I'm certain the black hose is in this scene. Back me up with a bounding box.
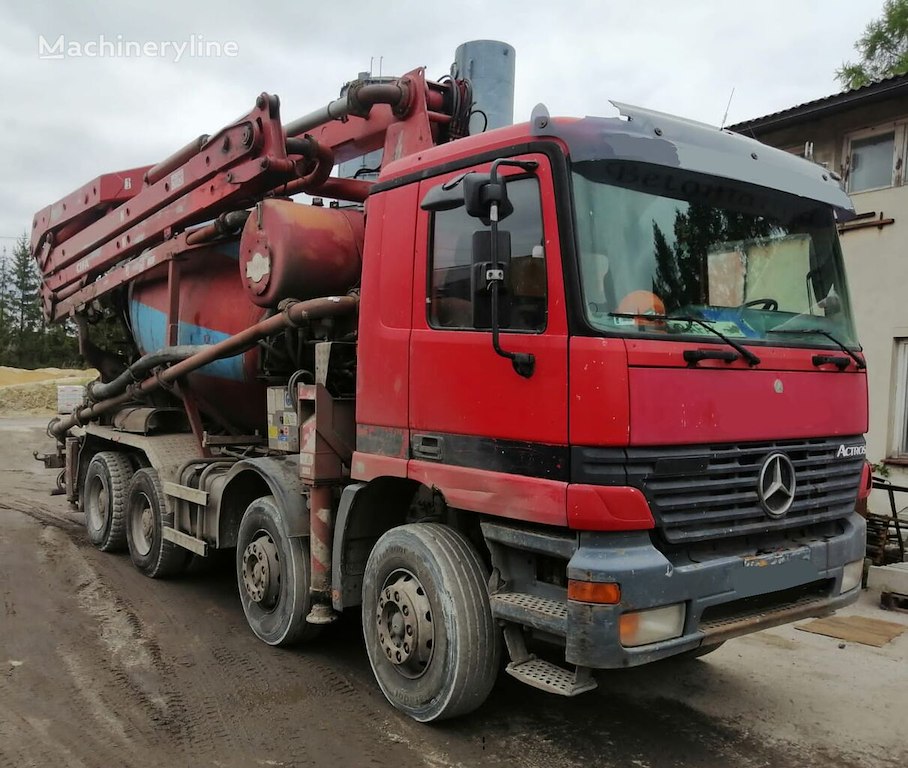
[86,345,208,402]
[287,368,313,398]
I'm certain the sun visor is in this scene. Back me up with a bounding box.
[532,102,855,220]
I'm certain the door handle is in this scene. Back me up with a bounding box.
[683,348,739,366]
[412,434,444,461]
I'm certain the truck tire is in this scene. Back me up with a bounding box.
[125,468,190,578]
[236,496,321,646]
[82,451,133,552]
[361,523,500,722]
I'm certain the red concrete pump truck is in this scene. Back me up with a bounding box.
[34,50,871,722]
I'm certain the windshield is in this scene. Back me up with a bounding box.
[572,160,858,348]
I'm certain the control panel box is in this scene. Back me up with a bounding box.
[266,386,299,452]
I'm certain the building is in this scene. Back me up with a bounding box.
[730,75,908,500]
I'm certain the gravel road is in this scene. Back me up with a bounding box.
[1,417,905,768]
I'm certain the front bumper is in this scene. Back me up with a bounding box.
[564,512,866,668]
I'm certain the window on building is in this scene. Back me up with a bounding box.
[428,176,547,332]
[891,339,908,457]
[844,123,906,193]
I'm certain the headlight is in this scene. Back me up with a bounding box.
[839,559,864,594]
[619,603,686,647]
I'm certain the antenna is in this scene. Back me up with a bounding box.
[720,87,735,129]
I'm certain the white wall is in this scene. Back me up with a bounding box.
[839,184,908,499]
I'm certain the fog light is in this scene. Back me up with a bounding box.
[840,559,864,594]
[619,603,686,647]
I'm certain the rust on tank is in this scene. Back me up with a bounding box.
[239,200,364,307]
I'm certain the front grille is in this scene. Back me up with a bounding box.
[572,436,864,544]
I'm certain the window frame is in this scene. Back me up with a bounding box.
[425,172,549,334]
[842,120,907,194]
[891,339,908,459]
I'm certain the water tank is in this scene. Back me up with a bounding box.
[453,40,516,133]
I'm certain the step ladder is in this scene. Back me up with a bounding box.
[491,594,597,697]
[483,521,597,697]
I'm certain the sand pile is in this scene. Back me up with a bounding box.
[0,366,97,415]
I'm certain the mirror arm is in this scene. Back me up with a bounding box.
[488,200,535,379]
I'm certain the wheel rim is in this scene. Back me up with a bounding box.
[376,569,434,679]
[86,474,108,535]
[130,491,154,557]
[241,531,281,610]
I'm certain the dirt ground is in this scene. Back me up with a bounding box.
[0,367,96,415]
[1,416,906,768]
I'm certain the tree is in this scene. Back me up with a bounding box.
[837,0,908,90]
[9,234,42,366]
[0,234,81,368]
[0,246,12,360]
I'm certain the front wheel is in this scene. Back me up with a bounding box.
[362,523,500,722]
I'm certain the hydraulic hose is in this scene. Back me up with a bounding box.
[85,346,208,402]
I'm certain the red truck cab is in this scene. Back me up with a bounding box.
[351,103,867,695]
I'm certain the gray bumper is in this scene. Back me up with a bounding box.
[565,513,866,668]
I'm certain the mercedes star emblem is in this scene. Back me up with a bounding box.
[757,453,796,518]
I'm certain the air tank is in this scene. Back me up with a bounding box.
[239,200,364,308]
[453,40,516,133]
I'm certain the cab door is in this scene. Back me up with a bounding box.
[407,152,569,524]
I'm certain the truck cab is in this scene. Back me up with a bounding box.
[352,103,867,690]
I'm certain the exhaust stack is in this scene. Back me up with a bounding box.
[454,39,516,133]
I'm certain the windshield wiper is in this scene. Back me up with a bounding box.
[608,313,761,366]
[766,327,866,369]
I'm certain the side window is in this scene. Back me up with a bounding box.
[844,123,906,193]
[428,176,546,331]
[891,338,908,459]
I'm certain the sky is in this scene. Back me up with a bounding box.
[0,0,886,250]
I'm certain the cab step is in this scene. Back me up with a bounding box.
[505,658,598,697]
[490,592,568,636]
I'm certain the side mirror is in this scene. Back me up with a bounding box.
[470,230,512,328]
[420,179,467,212]
[420,160,538,221]
[463,173,513,224]
[420,172,515,223]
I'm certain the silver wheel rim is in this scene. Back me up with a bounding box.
[130,491,154,557]
[377,569,434,679]
[86,473,108,535]
[241,531,281,610]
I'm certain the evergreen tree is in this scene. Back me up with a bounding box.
[10,234,42,367]
[0,234,80,369]
[0,245,12,362]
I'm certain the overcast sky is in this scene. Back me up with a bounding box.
[0,0,885,250]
